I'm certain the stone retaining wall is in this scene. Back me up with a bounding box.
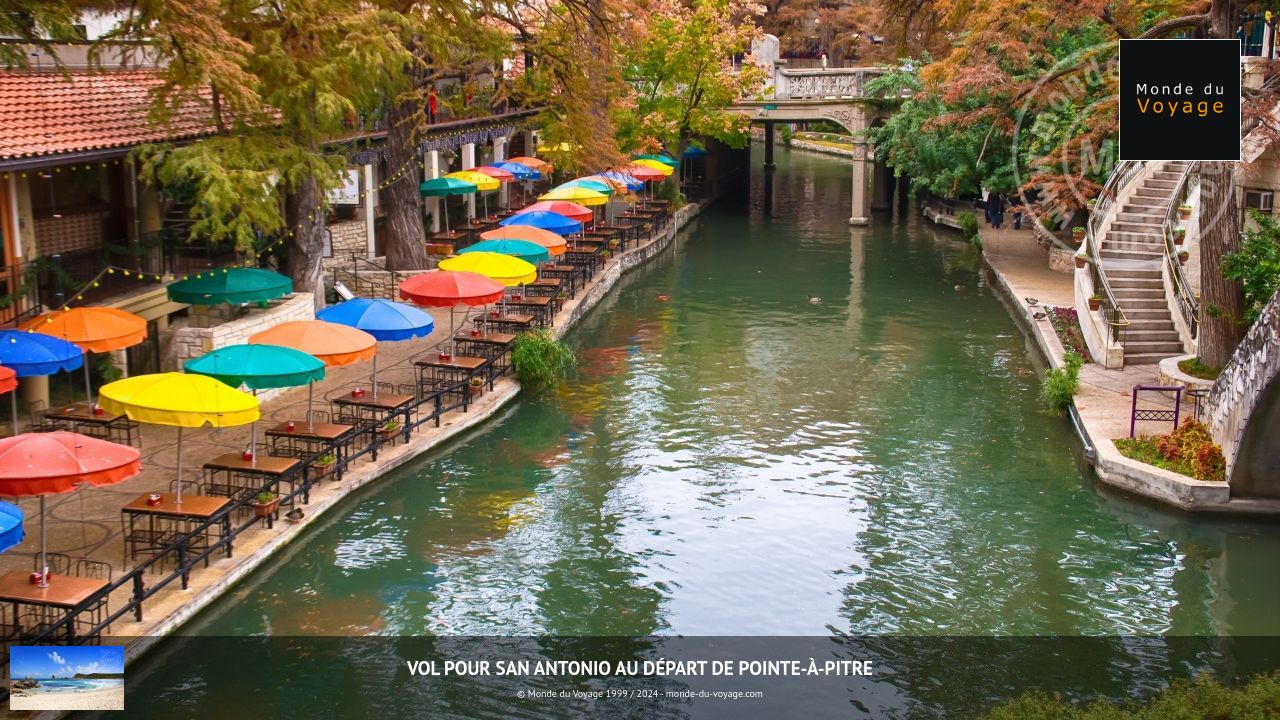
[322,220,368,269]
[1205,288,1280,479]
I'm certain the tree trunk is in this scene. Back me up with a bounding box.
[286,174,327,312]
[1207,0,1239,40]
[1197,161,1247,367]
[382,90,428,271]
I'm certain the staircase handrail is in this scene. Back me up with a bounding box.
[1085,161,1141,343]
[1161,164,1200,339]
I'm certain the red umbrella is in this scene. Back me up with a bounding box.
[514,201,593,224]
[0,432,141,586]
[0,365,16,437]
[399,271,504,354]
[473,166,516,182]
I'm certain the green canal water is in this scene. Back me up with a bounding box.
[105,151,1280,718]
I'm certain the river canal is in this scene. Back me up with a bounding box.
[104,150,1280,719]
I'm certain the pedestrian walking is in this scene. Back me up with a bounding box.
[990,192,1005,229]
[428,85,438,124]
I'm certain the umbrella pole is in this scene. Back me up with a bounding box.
[83,356,93,407]
[483,193,489,219]
[307,381,315,431]
[175,427,184,506]
[11,392,17,437]
[371,355,379,400]
[38,495,48,587]
[450,308,456,357]
[444,200,451,235]
[250,390,257,468]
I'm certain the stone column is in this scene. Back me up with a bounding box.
[363,163,376,258]
[462,142,476,218]
[426,151,441,233]
[493,136,509,208]
[849,144,871,226]
[763,122,776,171]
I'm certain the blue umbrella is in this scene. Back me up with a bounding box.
[602,171,645,191]
[0,330,85,435]
[0,501,24,554]
[500,211,583,236]
[460,239,551,265]
[317,299,435,398]
[682,145,707,157]
[493,161,541,181]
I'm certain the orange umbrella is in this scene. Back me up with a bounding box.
[0,431,141,586]
[507,156,552,173]
[249,320,376,427]
[22,306,147,406]
[481,226,567,256]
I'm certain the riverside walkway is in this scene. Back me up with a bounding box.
[0,202,696,676]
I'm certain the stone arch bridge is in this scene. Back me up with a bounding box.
[731,64,897,224]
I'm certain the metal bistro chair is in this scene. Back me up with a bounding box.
[71,559,113,637]
[27,401,63,433]
[32,551,73,576]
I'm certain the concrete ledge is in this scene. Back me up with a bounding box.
[1158,354,1214,393]
[1094,438,1231,509]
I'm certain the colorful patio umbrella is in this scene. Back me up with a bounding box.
[419,177,478,234]
[536,187,608,207]
[399,271,505,355]
[99,372,258,503]
[633,158,675,176]
[0,500,23,554]
[317,299,434,399]
[473,166,516,182]
[557,179,614,196]
[460,239,550,265]
[185,344,326,455]
[444,171,500,218]
[0,331,85,436]
[0,365,17,436]
[493,161,541,180]
[682,145,707,157]
[634,153,678,167]
[578,175,629,195]
[500,211,583,236]
[481,226,568,256]
[602,170,645,191]
[616,164,666,182]
[23,306,147,407]
[249,320,377,427]
[515,201,593,224]
[0,431,141,584]
[167,268,293,306]
[439,252,537,286]
[507,157,552,173]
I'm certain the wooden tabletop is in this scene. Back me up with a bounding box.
[122,492,231,520]
[472,313,534,324]
[429,230,466,242]
[203,452,301,475]
[43,402,123,424]
[539,265,579,274]
[582,229,618,238]
[415,354,488,371]
[505,295,552,306]
[331,393,414,410]
[530,278,562,287]
[0,570,110,609]
[265,421,354,441]
[455,331,515,345]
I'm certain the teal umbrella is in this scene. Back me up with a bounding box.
[557,179,613,196]
[184,343,326,457]
[420,177,478,234]
[634,153,678,167]
[459,239,550,265]
[167,268,292,306]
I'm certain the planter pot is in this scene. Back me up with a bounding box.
[1173,235,1184,246]
[468,384,484,398]
[252,498,280,518]
[426,242,454,256]
[1088,298,1102,311]
[1178,254,1189,265]
[1072,230,1085,241]
[1179,209,1192,220]
[310,461,337,479]
[1074,256,1087,269]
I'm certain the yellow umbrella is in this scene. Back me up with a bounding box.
[538,186,608,206]
[444,171,500,191]
[438,252,537,286]
[99,372,260,502]
[633,158,674,176]
[579,174,630,195]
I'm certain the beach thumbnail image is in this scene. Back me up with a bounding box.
[9,645,124,711]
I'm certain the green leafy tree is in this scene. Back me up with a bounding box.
[1223,209,1280,324]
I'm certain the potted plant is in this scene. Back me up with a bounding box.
[1173,227,1186,245]
[1088,294,1102,311]
[311,451,337,478]
[1074,252,1088,269]
[1178,204,1192,220]
[377,419,401,440]
[468,376,485,397]
[608,239,620,250]
[251,491,279,519]
[1086,198,1097,209]
[1177,249,1189,264]
[556,290,568,302]
[1071,226,1086,241]
[599,250,612,260]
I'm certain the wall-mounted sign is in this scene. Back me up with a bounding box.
[327,169,361,206]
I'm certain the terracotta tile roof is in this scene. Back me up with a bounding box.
[0,69,216,162]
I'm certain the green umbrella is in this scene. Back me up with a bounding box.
[420,177,478,234]
[634,153,678,167]
[167,268,293,306]
[459,239,550,265]
[184,343,326,464]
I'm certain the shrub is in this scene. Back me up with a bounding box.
[957,211,981,244]
[982,672,1280,719]
[1177,357,1221,380]
[1117,419,1227,482]
[779,124,793,146]
[1222,208,1280,324]
[511,328,575,392]
[1040,350,1083,413]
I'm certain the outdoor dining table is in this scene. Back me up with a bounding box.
[503,294,555,326]
[202,453,303,504]
[265,421,356,482]
[539,265,582,297]
[453,331,515,375]
[526,277,563,298]
[429,229,472,248]
[562,249,603,278]
[0,570,110,642]
[39,402,139,446]
[330,393,415,445]
[120,492,233,567]
[471,312,535,334]
[415,355,491,411]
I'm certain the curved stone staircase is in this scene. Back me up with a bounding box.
[1098,161,1189,364]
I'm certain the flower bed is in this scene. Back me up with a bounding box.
[1114,419,1226,482]
[1045,305,1092,362]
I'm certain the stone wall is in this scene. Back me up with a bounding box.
[327,258,423,300]
[1205,287,1280,484]
[170,292,316,400]
[322,220,369,269]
